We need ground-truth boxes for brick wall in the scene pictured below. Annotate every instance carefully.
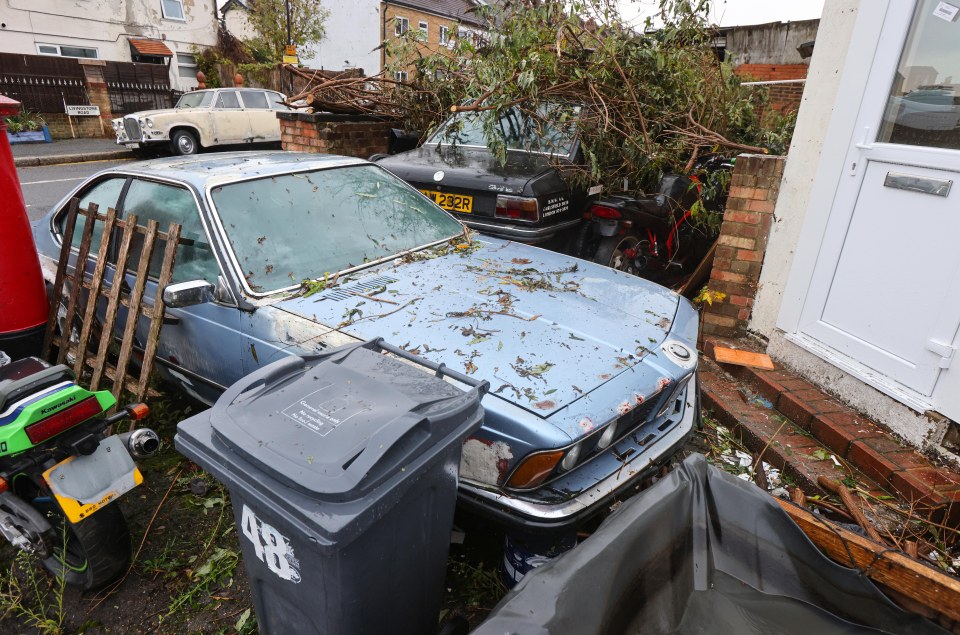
[701,154,786,339]
[734,64,809,82]
[766,82,805,113]
[382,2,479,73]
[277,112,391,158]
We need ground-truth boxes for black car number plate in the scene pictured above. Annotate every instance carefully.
[420,189,473,213]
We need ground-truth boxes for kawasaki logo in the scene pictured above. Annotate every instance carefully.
[39,395,77,416]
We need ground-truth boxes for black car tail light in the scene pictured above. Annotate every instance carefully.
[495,195,539,222]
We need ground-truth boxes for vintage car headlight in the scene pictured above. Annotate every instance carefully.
[559,442,582,471]
[145,118,154,128]
[596,421,619,449]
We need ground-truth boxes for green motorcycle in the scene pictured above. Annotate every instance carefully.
[0,354,158,590]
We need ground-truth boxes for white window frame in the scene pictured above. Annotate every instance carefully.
[176,52,198,80]
[418,20,428,32]
[439,25,450,45]
[161,0,186,21]
[35,43,100,59]
[394,70,408,82]
[395,16,409,36]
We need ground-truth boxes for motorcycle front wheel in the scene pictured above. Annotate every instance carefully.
[594,234,645,276]
[41,502,131,591]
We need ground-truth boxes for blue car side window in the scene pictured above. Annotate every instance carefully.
[120,180,220,284]
[57,177,126,253]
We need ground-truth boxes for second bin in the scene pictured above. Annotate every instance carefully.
[175,339,487,635]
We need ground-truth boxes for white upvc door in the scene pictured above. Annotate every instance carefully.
[796,0,960,415]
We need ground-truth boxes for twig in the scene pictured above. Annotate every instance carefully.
[818,476,885,544]
[353,291,399,305]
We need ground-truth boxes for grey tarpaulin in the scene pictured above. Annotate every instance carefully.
[473,454,946,635]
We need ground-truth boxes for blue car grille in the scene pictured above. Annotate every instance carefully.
[123,118,141,141]
[525,379,691,490]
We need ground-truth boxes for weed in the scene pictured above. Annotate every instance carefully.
[140,536,189,581]
[163,547,240,619]
[445,555,505,612]
[0,552,66,634]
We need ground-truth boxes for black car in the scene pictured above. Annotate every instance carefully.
[375,108,590,244]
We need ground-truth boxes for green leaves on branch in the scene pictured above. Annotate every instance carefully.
[383,0,793,194]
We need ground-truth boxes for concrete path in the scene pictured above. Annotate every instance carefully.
[11,137,132,167]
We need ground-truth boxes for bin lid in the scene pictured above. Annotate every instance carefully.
[208,343,479,501]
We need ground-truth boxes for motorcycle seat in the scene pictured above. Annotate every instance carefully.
[0,358,76,413]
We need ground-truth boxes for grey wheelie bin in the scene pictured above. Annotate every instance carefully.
[175,339,487,635]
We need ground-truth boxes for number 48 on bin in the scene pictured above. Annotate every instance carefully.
[241,505,302,583]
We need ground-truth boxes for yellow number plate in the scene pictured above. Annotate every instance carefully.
[420,189,473,213]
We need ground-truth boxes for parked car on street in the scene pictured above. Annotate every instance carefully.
[112,88,289,156]
[32,152,700,531]
[374,108,589,246]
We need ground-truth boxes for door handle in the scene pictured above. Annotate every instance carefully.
[884,172,952,197]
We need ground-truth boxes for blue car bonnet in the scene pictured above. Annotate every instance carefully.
[273,237,683,418]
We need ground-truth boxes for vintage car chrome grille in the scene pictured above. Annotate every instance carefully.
[123,118,142,141]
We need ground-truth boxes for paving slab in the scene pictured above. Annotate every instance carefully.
[11,137,132,167]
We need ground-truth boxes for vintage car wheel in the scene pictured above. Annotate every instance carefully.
[595,234,645,276]
[171,130,199,156]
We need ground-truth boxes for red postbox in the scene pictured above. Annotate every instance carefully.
[0,95,49,359]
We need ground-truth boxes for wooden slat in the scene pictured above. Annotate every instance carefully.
[55,205,97,366]
[89,213,138,392]
[135,222,180,404]
[111,219,157,404]
[676,240,717,297]
[73,206,116,377]
[775,497,960,622]
[41,198,80,359]
[713,346,775,370]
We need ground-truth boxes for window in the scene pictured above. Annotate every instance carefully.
[439,26,449,45]
[240,90,269,109]
[395,16,409,36]
[57,177,126,252]
[161,0,185,20]
[121,180,218,283]
[215,91,241,109]
[268,92,292,110]
[210,165,463,293]
[36,43,99,59]
[419,20,428,32]
[177,53,198,80]
[176,91,214,109]
[394,71,408,82]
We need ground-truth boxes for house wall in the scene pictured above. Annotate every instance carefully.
[380,2,477,74]
[222,6,256,42]
[750,2,859,339]
[296,0,381,73]
[0,0,216,91]
[748,0,948,451]
[725,19,820,66]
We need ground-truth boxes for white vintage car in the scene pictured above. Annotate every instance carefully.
[112,88,290,155]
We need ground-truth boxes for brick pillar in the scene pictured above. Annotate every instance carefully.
[79,60,114,138]
[276,112,391,158]
[701,154,786,338]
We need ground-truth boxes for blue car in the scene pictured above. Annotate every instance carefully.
[32,152,699,530]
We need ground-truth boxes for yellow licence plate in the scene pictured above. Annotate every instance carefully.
[420,190,473,213]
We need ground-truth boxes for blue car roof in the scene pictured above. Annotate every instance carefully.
[107,151,367,189]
